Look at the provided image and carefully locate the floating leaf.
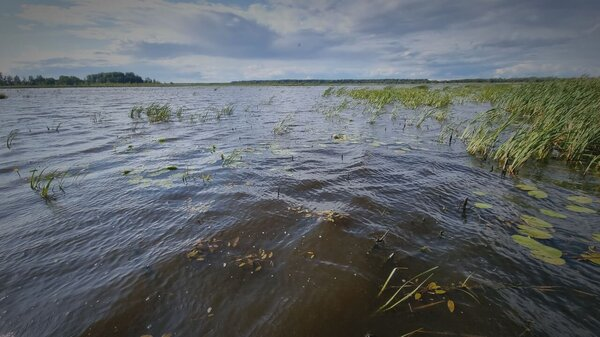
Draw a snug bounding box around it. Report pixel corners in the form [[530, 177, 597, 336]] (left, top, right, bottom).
[[435, 289, 446, 295], [427, 282, 439, 290], [531, 252, 566, 265], [517, 225, 553, 239], [516, 184, 537, 191], [566, 205, 596, 214], [593, 233, 600, 242], [165, 166, 178, 171], [512, 235, 561, 257], [447, 300, 455, 313], [527, 190, 548, 199], [512, 235, 563, 266], [474, 202, 492, 209], [123, 170, 132, 175], [580, 248, 600, 265], [473, 191, 487, 196], [414, 293, 422, 300], [520, 215, 552, 228], [567, 195, 593, 204], [539, 209, 567, 219]]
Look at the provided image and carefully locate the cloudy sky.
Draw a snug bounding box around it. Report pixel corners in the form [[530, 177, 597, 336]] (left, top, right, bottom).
[[1, 0, 599, 82]]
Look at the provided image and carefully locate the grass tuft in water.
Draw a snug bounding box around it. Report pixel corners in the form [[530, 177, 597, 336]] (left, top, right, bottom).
[[28, 168, 68, 201], [130, 103, 172, 123], [273, 114, 294, 135]]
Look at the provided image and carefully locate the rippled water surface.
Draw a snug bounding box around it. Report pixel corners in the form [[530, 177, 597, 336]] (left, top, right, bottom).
[[0, 86, 599, 337]]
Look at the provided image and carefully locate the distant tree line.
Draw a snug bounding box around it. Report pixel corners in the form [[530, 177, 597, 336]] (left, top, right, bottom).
[[229, 77, 561, 86], [0, 72, 159, 86]]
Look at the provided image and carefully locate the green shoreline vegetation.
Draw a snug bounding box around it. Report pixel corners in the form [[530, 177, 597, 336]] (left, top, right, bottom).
[[334, 77, 600, 173]]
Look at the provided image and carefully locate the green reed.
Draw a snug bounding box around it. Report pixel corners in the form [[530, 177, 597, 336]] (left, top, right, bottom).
[[130, 103, 172, 122], [461, 78, 600, 173]]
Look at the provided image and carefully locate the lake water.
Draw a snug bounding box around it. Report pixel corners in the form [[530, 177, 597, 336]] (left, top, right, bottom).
[[0, 86, 598, 337]]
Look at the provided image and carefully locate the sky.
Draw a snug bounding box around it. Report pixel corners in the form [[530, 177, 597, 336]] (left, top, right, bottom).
[[1, 0, 599, 82]]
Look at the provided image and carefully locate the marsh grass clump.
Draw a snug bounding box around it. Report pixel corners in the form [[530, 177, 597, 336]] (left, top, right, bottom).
[[221, 149, 243, 167], [145, 103, 172, 122], [215, 104, 234, 119], [0, 93, 7, 99], [273, 114, 294, 135], [462, 78, 600, 173], [28, 168, 68, 200], [322, 86, 335, 97], [130, 103, 172, 122]]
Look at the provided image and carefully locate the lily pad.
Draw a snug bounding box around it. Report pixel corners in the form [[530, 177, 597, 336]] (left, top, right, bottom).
[[527, 190, 548, 199], [565, 205, 596, 214], [512, 235, 561, 257], [593, 233, 600, 242], [567, 195, 593, 204], [580, 249, 600, 265], [474, 202, 493, 209], [531, 252, 566, 265], [516, 184, 537, 191], [539, 209, 567, 219], [473, 191, 487, 196], [517, 225, 553, 239], [512, 235, 564, 266], [520, 215, 552, 228]]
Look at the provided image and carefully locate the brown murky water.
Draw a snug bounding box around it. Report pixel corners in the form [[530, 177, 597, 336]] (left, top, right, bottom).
[[0, 86, 598, 337]]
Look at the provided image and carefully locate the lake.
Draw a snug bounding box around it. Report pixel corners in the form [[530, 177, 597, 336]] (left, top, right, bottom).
[[0, 86, 598, 337]]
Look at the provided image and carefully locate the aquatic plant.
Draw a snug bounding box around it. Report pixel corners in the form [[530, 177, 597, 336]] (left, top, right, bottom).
[[461, 78, 600, 173], [6, 129, 18, 149], [0, 92, 7, 99], [215, 104, 234, 119], [347, 86, 453, 110], [221, 149, 243, 167], [273, 114, 293, 135], [28, 168, 67, 201], [129, 103, 172, 122], [322, 86, 335, 97]]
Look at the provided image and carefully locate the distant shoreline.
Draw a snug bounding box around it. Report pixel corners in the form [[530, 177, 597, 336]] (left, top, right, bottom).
[[0, 77, 569, 88]]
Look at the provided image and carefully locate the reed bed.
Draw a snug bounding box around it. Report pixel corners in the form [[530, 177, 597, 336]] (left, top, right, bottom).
[[347, 86, 452, 110], [333, 79, 600, 172], [462, 78, 600, 173]]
